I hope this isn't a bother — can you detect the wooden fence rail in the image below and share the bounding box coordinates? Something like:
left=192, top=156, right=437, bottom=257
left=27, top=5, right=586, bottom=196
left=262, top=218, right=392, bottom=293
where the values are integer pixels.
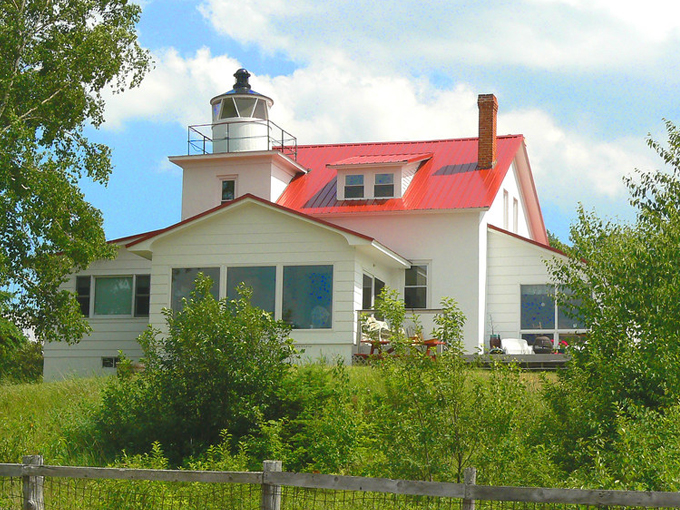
left=2, top=456, right=680, bottom=509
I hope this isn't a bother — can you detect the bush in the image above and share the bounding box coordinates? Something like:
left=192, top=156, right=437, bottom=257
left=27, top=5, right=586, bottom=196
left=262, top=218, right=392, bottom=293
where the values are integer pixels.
left=0, top=318, right=42, bottom=383
left=95, top=275, right=297, bottom=463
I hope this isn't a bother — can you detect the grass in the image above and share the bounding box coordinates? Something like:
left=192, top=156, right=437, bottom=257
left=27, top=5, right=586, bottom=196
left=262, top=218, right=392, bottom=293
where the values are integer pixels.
left=0, top=377, right=109, bottom=465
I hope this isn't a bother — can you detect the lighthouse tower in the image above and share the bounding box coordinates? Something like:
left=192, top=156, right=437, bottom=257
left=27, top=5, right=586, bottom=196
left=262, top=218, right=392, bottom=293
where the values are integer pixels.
left=210, top=68, right=274, bottom=153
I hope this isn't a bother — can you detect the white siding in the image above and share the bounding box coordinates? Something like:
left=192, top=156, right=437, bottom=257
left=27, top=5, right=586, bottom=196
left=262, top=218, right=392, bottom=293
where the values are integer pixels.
left=486, top=161, right=531, bottom=238
left=43, top=247, right=152, bottom=381
left=485, top=228, right=563, bottom=346
left=144, top=202, right=392, bottom=364
left=329, top=211, right=483, bottom=353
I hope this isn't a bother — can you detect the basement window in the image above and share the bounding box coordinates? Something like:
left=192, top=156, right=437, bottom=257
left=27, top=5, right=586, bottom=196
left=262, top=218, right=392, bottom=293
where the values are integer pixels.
left=102, top=356, right=120, bottom=368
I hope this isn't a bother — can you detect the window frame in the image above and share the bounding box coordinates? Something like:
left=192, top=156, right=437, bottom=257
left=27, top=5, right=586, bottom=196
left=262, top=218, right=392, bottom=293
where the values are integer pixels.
left=519, top=284, right=587, bottom=347
left=362, top=273, right=385, bottom=310
left=374, top=173, right=395, bottom=198
left=344, top=174, right=364, bottom=199
left=404, top=264, right=428, bottom=309
left=221, top=178, right=236, bottom=203
left=282, top=265, right=334, bottom=330
left=78, top=274, right=151, bottom=318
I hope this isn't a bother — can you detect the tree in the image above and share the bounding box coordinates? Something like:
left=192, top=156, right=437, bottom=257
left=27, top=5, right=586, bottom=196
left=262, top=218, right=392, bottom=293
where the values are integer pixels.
left=544, top=120, right=680, bottom=479
left=0, top=0, right=150, bottom=343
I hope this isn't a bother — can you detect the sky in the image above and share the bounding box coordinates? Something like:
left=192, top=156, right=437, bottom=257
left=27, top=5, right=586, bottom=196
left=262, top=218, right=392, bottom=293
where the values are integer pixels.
left=82, top=0, right=680, bottom=243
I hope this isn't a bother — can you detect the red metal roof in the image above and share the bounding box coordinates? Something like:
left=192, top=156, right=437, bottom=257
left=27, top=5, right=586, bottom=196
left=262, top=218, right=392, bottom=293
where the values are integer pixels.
left=328, top=153, right=433, bottom=167
left=277, top=135, right=524, bottom=214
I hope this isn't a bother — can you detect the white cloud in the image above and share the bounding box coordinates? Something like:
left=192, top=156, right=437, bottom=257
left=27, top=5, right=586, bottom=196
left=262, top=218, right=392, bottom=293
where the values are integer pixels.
left=101, top=46, right=655, bottom=223
left=196, top=0, right=680, bottom=74
left=102, top=47, right=242, bottom=130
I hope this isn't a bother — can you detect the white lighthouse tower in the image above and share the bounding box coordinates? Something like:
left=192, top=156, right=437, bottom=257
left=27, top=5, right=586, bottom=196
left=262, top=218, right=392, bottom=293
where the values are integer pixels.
left=210, top=68, right=274, bottom=153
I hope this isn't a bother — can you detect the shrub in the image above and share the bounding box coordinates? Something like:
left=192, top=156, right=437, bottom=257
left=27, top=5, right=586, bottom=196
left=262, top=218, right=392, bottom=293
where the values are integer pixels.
left=95, top=275, right=297, bottom=463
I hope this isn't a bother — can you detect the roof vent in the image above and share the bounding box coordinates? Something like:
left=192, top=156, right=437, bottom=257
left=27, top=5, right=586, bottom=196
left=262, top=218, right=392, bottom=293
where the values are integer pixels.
left=233, top=68, right=252, bottom=92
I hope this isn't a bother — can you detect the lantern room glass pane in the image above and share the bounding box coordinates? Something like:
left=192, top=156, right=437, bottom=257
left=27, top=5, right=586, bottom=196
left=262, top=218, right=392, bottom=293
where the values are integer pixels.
left=220, top=98, right=237, bottom=119
left=234, top=98, right=256, bottom=118
left=253, top=99, right=268, bottom=120
left=283, top=265, right=333, bottom=329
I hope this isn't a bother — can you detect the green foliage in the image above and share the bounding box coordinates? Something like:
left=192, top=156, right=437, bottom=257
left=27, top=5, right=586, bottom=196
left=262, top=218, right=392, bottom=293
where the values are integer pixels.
left=0, top=0, right=150, bottom=343
left=545, top=120, right=680, bottom=488
left=0, top=318, right=42, bottom=383
left=432, top=296, right=466, bottom=347
left=95, top=275, right=297, bottom=463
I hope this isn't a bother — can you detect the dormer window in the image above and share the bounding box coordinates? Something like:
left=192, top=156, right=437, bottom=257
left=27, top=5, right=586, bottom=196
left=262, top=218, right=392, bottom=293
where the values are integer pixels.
left=329, top=153, right=432, bottom=202
left=374, top=173, right=394, bottom=198
left=344, top=175, right=364, bottom=199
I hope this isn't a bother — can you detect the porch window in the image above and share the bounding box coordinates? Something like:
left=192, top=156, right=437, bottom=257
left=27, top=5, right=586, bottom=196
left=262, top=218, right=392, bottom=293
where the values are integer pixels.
left=362, top=274, right=385, bottom=309
left=404, top=265, right=428, bottom=309
left=283, top=265, right=333, bottom=329
left=520, top=284, right=587, bottom=346
left=171, top=267, right=220, bottom=311
left=344, top=175, right=364, bottom=199
left=227, top=266, right=276, bottom=314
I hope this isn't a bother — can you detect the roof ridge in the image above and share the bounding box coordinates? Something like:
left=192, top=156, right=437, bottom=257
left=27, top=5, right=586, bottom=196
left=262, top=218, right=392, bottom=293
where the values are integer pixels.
left=295, top=134, right=523, bottom=150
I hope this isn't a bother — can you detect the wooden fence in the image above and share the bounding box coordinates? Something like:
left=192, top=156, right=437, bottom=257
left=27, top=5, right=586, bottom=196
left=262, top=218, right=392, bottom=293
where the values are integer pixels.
left=2, top=455, right=680, bottom=510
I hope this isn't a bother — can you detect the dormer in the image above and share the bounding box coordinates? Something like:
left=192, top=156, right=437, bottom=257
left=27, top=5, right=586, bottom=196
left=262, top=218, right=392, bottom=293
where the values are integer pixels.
left=170, top=69, right=304, bottom=220
left=329, top=153, right=432, bottom=201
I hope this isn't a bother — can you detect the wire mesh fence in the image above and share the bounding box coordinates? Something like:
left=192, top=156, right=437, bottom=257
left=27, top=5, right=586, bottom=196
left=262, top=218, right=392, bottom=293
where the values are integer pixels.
left=3, top=458, right=680, bottom=510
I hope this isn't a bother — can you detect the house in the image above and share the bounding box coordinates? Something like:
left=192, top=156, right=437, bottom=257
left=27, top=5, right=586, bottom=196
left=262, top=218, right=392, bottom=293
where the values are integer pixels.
left=43, top=69, right=585, bottom=380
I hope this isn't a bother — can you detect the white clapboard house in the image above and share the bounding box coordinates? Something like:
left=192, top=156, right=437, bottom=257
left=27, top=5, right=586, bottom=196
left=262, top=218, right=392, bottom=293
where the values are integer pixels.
left=43, top=69, right=585, bottom=380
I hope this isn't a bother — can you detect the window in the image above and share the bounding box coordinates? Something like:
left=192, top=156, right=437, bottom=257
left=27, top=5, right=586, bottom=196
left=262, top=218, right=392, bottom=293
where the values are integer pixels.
left=76, top=276, right=91, bottom=316
left=520, top=284, right=587, bottom=346
left=374, top=173, right=395, bottom=198
left=79, top=275, right=150, bottom=317
left=171, top=267, right=220, bottom=311
left=134, top=275, right=150, bottom=317
left=102, top=356, right=120, bottom=368
left=283, top=265, right=333, bottom=329
left=503, top=190, right=509, bottom=229
left=344, top=175, right=364, bottom=199
left=362, top=274, right=385, bottom=309
left=227, top=266, right=276, bottom=314
left=404, top=265, right=427, bottom=309
left=94, top=277, right=133, bottom=316
left=221, top=179, right=235, bottom=202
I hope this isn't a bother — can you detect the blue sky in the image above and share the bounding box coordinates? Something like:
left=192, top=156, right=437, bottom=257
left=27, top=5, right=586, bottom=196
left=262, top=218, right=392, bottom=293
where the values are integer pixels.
left=83, top=0, right=680, bottom=242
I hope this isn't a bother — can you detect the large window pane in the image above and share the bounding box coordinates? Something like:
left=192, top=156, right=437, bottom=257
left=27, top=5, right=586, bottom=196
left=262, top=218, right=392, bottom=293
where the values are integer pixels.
left=227, top=266, right=276, bottom=314
left=558, top=294, right=586, bottom=329
left=171, top=267, right=220, bottom=311
left=520, top=284, right=555, bottom=329
left=94, top=277, right=133, bottom=315
left=283, top=265, right=333, bottom=329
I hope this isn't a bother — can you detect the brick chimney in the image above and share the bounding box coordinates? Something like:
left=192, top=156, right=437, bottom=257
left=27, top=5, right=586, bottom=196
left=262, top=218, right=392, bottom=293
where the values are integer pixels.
left=477, top=94, right=498, bottom=170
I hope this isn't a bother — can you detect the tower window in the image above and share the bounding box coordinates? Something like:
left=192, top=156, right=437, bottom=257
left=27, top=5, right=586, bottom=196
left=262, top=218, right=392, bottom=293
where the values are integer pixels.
left=222, top=180, right=236, bottom=202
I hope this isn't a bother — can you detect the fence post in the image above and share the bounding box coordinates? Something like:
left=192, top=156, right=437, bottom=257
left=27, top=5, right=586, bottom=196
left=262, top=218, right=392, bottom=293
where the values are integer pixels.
left=22, top=455, right=44, bottom=510
left=462, top=467, right=476, bottom=510
left=261, top=460, right=282, bottom=510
